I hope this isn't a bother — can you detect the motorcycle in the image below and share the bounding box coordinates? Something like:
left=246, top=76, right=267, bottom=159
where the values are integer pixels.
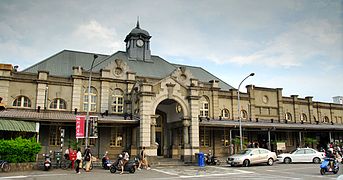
left=205, top=152, right=220, bottom=165
left=43, top=152, right=52, bottom=171
left=109, top=154, right=136, bottom=174
left=102, top=151, right=111, bottom=170
left=320, top=158, right=339, bottom=175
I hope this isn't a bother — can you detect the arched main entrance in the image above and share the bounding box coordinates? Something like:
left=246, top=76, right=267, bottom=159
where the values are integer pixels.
left=155, top=99, right=184, bottom=158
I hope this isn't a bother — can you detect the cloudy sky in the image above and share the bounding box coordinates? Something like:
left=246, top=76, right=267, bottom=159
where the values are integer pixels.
left=0, top=0, right=342, bottom=103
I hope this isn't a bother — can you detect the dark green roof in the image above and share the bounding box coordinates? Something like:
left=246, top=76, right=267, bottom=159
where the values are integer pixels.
left=0, top=119, right=37, bottom=132
left=23, top=50, right=233, bottom=90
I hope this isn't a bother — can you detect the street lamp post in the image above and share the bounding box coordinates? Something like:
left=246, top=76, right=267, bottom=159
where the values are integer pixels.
left=238, top=73, right=255, bottom=151
left=85, top=54, right=98, bottom=148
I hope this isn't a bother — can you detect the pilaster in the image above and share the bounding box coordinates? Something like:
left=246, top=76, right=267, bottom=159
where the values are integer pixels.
left=100, top=69, right=110, bottom=112
left=291, top=95, right=299, bottom=123
left=305, top=96, right=313, bottom=123
left=247, top=85, right=256, bottom=120
left=36, top=71, right=49, bottom=109
left=188, top=79, right=200, bottom=161
left=72, top=66, right=83, bottom=111
left=0, top=64, right=11, bottom=106
left=209, top=80, right=220, bottom=119
left=277, top=88, right=284, bottom=121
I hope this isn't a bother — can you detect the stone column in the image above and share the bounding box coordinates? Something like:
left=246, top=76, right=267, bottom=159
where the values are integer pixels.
left=0, top=64, right=12, bottom=106
left=139, top=83, right=156, bottom=156
left=276, top=88, right=284, bottom=122
left=150, top=115, right=158, bottom=147
left=182, top=118, right=191, bottom=162
left=36, top=71, right=49, bottom=109
left=183, top=119, right=190, bottom=145
left=72, top=66, right=83, bottom=111
left=100, top=69, right=110, bottom=113
left=188, top=79, right=200, bottom=162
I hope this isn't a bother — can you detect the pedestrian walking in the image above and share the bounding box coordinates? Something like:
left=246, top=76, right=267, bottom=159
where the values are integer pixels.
left=138, top=147, right=150, bottom=170
left=75, top=148, right=82, bottom=174
left=84, top=147, right=92, bottom=172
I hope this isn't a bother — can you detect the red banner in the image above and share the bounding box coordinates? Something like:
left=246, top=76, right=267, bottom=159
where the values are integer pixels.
left=76, top=116, right=85, bottom=138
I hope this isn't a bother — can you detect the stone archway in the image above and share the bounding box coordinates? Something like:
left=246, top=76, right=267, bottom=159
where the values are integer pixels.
left=154, top=99, right=185, bottom=158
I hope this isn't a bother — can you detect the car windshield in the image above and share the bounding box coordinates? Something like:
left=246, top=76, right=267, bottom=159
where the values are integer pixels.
left=237, top=149, right=252, bottom=155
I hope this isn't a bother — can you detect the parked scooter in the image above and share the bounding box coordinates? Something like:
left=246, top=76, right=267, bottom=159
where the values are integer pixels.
left=43, top=151, right=52, bottom=171
left=205, top=151, right=220, bottom=165
left=102, top=151, right=111, bottom=170
left=320, top=158, right=339, bottom=175
left=109, top=153, right=136, bottom=174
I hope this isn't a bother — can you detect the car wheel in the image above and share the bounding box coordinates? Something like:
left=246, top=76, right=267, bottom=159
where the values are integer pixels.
left=284, top=157, right=291, bottom=164
left=243, top=159, right=250, bottom=167
left=267, top=158, right=274, bottom=166
left=313, top=157, right=321, bottom=164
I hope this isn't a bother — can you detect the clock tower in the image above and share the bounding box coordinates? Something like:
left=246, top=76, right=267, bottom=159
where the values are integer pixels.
left=125, top=20, right=152, bottom=61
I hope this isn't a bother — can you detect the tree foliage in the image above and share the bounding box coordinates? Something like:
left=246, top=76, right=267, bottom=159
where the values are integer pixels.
left=0, top=137, right=41, bottom=163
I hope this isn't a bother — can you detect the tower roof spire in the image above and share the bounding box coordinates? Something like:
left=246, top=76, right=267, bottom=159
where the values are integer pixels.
left=136, top=16, right=140, bottom=29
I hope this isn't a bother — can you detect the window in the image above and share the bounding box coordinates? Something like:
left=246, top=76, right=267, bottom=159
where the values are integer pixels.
left=50, top=98, right=66, bottom=110
left=199, top=97, right=209, bottom=117
left=110, top=127, right=123, bottom=147
left=49, top=126, right=61, bottom=146
left=200, top=128, right=210, bottom=147
left=285, top=112, right=292, bottom=121
left=221, top=109, right=230, bottom=119
left=81, top=138, right=96, bottom=146
left=323, top=116, right=330, bottom=123
left=84, top=87, right=97, bottom=112
left=13, top=96, right=31, bottom=108
left=305, top=149, right=315, bottom=154
left=300, top=113, right=307, bottom=122
left=241, top=110, right=248, bottom=120
left=294, top=149, right=305, bottom=154
left=221, top=129, right=230, bottom=147
left=111, top=89, right=124, bottom=113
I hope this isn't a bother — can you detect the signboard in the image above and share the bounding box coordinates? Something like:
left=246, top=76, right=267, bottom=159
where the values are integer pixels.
left=89, top=116, right=98, bottom=138
left=277, top=142, right=286, bottom=151
left=76, top=116, right=85, bottom=138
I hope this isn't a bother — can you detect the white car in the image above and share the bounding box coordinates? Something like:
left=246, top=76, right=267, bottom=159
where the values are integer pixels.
left=227, top=148, right=277, bottom=167
left=277, top=148, right=325, bottom=164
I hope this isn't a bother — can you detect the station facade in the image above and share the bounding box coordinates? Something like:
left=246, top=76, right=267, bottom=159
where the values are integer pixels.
left=0, top=22, right=342, bottom=162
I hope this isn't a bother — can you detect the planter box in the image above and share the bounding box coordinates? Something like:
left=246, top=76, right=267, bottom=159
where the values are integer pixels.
left=6, top=162, right=38, bottom=172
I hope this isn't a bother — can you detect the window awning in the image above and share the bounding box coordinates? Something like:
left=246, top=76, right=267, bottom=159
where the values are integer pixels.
left=0, top=119, right=38, bottom=132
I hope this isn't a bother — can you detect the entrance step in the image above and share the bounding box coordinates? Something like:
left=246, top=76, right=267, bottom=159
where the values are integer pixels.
left=151, top=157, right=185, bottom=166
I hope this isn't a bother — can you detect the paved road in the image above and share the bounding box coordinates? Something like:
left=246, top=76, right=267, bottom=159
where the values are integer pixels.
left=0, top=162, right=342, bottom=179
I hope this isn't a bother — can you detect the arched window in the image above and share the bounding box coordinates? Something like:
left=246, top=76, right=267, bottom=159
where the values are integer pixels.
left=111, top=89, right=124, bottom=114
left=13, top=96, right=31, bottom=108
left=285, top=112, right=292, bottom=121
left=199, top=96, right=209, bottom=117
left=50, top=98, right=67, bottom=110
left=241, top=110, right=248, bottom=120
left=221, top=109, right=230, bottom=119
left=323, top=116, right=330, bottom=123
left=300, top=113, right=307, bottom=122
left=84, top=87, right=97, bottom=112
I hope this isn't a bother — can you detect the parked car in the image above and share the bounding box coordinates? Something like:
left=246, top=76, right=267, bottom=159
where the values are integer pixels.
left=227, top=148, right=277, bottom=167
left=277, top=147, right=325, bottom=164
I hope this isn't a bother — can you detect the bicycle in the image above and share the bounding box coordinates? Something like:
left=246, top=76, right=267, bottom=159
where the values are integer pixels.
left=0, top=160, right=10, bottom=172
left=60, top=159, right=72, bottom=170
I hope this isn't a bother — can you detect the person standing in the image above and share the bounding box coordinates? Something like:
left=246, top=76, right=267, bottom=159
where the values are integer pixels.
left=75, top=148, right=82, bottom=174
left=84, top=147, right=92, bottom=172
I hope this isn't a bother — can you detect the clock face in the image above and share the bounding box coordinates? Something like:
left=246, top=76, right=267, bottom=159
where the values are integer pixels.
left=136, top=39, right=144, bottom=47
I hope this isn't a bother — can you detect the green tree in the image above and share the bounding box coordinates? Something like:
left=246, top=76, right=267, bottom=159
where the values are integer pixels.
left=304, top=137, right=318, bottom=148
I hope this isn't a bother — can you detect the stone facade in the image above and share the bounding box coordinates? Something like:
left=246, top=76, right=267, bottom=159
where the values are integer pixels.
left=0, top=23, right=343, bottom=162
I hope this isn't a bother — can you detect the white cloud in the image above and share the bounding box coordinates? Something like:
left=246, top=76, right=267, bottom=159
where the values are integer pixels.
left=226, top=19, right=342, bottom=68
left=71, top=20, right=123, bottom=53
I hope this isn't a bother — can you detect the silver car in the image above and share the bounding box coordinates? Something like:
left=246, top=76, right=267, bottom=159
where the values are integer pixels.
left=227, top=148, right=277, bottom=167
